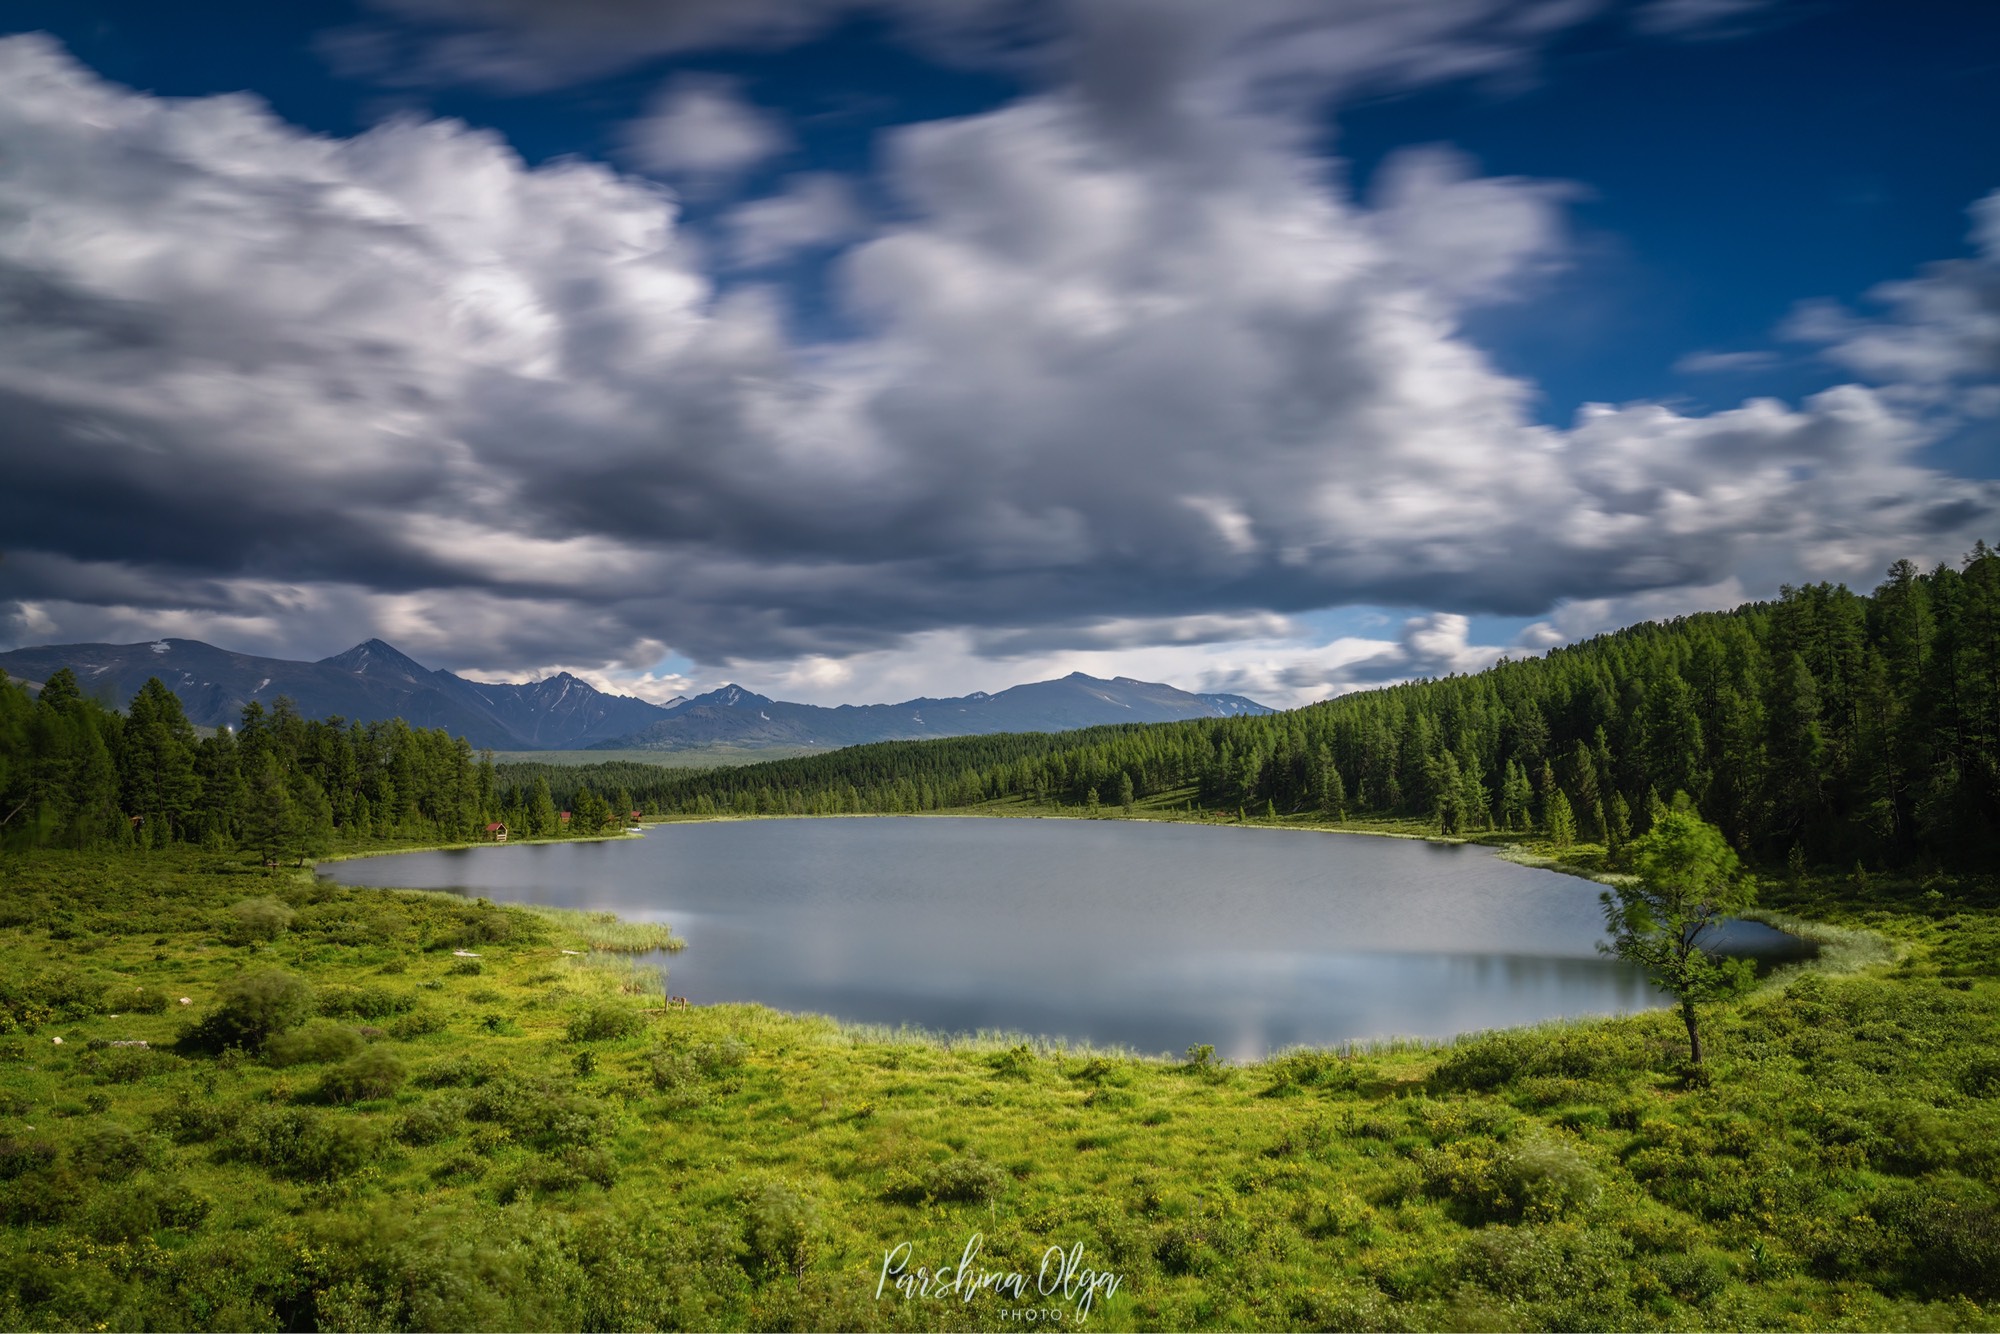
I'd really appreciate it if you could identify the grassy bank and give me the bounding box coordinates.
[0,847,1995,1330]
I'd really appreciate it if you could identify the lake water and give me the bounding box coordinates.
[320,817,1811,1060]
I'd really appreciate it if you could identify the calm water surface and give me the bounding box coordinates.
[322,817,1808,1060]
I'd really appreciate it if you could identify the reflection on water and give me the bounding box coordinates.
[321,817,1811,1060]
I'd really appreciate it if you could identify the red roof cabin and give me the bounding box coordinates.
[484,821,508,843]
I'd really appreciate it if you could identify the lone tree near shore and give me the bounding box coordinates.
[1600,801,1755,1069]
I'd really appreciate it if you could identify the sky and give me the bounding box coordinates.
[1,0,1997,709]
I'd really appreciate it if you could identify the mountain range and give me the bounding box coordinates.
[0,638,1271,752]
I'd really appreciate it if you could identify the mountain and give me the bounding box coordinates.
[0,638,675,751]
[0,640,1273,753]
[597,672,1274,751]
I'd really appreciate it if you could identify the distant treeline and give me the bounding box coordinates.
[502,547,2000,869]
[0,674,642,860]
[6,545,1997,868]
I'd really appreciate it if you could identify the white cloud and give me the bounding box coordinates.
[726,172,866,267]
[1784,189,2000,393]
[619,73,788,184]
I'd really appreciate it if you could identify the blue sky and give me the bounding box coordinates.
[1,0,1996,705]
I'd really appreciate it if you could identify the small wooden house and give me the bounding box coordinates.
[558,811,572,826]
[484,821,508,843]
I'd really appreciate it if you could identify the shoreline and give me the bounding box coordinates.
[311,807,1889,1059]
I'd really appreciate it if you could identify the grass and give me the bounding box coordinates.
[0,847,1996,1330]
[516,905,685,955]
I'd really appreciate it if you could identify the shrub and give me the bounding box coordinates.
[394,1097,463,1147]
[1263,1049,1360,1096]
[499,1147,619,1201]
[0,1137,57,1180]
[70,1125,162,1181]
[991,1043,1038,1078]
[912,1154,1008,1205]
[465,1075,613,1149]
[416,1055,495,1089]
[741,1180,821,1278]
[1491,1138,1602,1222]
[152,1102,240,1145]
[645,1036,747,1108]
[565,1002,647,1043]
[1457,1225,1634,1321]
[83,1045,182,1083]
[232,1106,375,1181]
[316,1049,407,1105]
[446,960,483,977]
[182,969,313,1052]
[228,896,296,943]
[1882,1176,2000,1298]
[388,1010,448,1040]
[109,986,171,1015]
[265,1021,365,1068]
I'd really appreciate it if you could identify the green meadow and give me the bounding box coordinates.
[1,833,1996,1332]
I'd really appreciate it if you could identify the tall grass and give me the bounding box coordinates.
[520,904,685,953]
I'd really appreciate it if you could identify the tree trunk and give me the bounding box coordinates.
[1681,998,1705,1067]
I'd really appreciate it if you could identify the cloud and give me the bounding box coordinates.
[1368,146,1579,305]
[1632,0,1778,39]
[619,73,789,185]
[1783,189,2000,394]
[726,172,867,267]
[1,33,1996,706]
[1673,348,1780,374]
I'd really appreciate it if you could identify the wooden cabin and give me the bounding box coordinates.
[484,821,508,843]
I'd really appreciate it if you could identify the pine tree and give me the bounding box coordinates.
[1546,788,1577,851]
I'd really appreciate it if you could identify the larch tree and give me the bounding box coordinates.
[1600,803,1755,1070]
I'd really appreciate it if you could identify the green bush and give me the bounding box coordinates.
[108,986,171,1015]
[82,1045,182,1083]
[499,1147,619,1201]
[227,896,296,943]
[232,1106,375,1182]
[316,1048,407,1105]
[1492,1138,1602,1222]
[151,1102,240,1145]
[316,985,416,1020]
[1263,1049,1360,1095]
[465,1075,614,1149]
[182,969,313,1052]
[1882,1176,2000,1298]
[387,1010,447,1040]
[0,1137,57,1180]
[394,1097,463,1147]
[565,1002,647,1043]
[265,1021,365,1068]
[415,1054,495,1088]
[889,1153,1008,1205]
[70,1125,162,1181]
[741,1179,822,1278]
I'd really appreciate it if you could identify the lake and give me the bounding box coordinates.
[320,817,1811,1060]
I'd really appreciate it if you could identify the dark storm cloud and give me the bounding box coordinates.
[0,25,1996,690]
